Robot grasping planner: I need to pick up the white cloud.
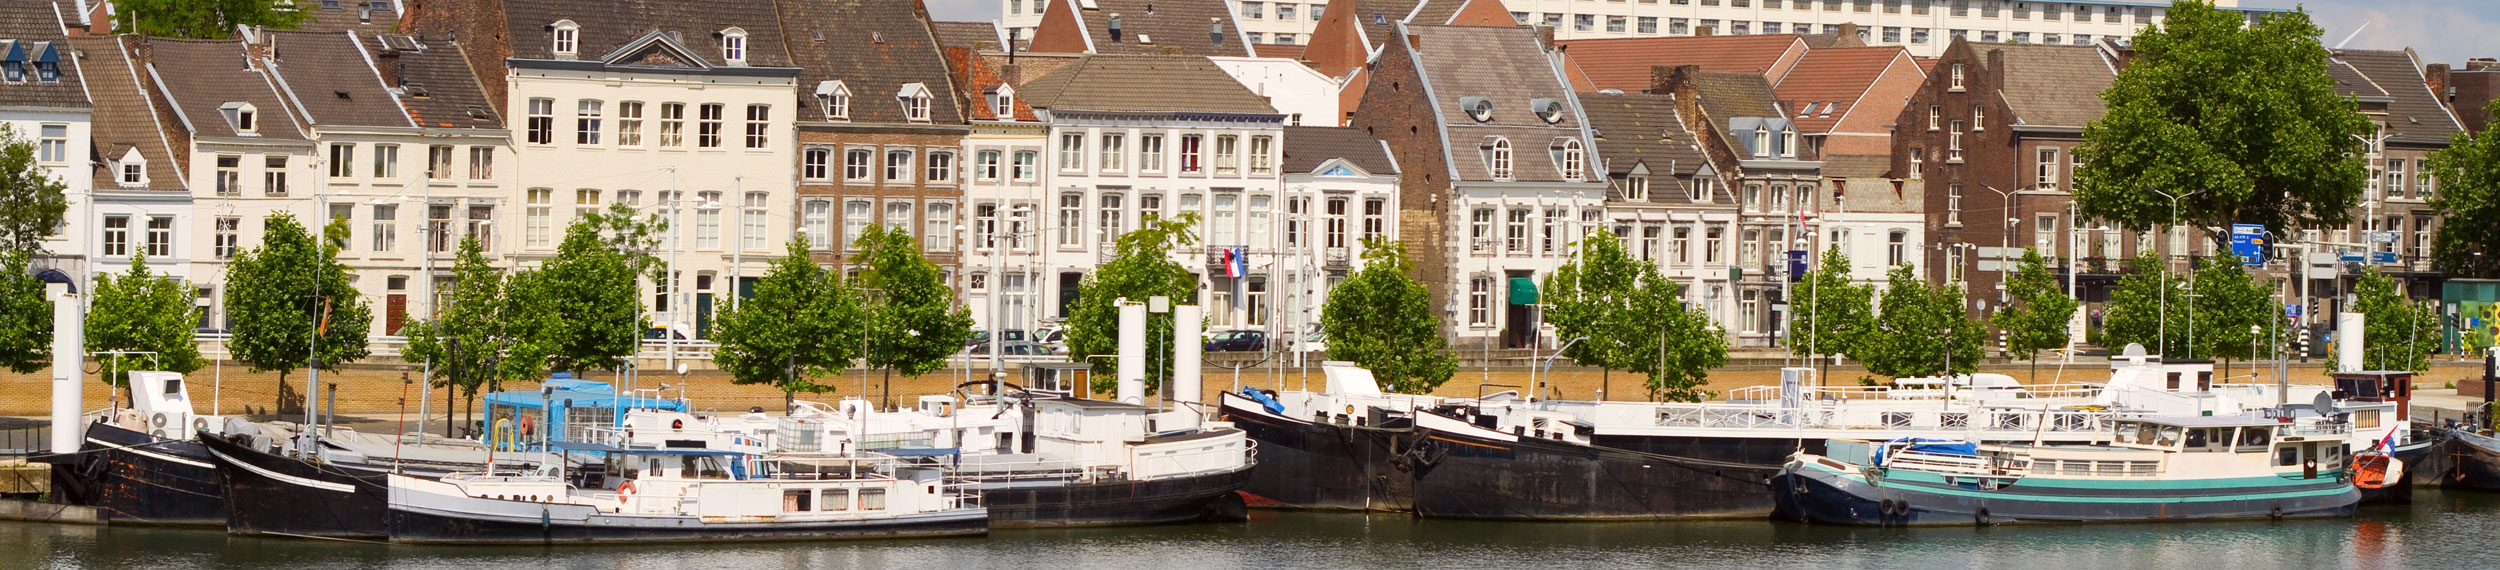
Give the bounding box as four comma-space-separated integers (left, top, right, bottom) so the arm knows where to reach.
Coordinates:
926, 0, 999, 22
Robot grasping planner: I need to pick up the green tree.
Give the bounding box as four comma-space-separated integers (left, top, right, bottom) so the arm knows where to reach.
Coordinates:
0, 124, 68, 255
2187, 254, 2285, 375
401, 236, 550, 435
85, 253, 207, 391
1320, 237, 1458, 394
2075, 2, 2370, 249
533, 221, 645, 374
859, 226, 974, 407
2334, 270, 2442, 373
2103, 255, 2192, 357
1640, 295, 1728, 403
578, 202, 671, 277
0, 252, 49, 374
1990, 248, 2079, 382
1791, 246, 1876, 384
1544, 231, 1709, 400
1068, 214, 1202, 396
111, 0, 305, 39
710, 236, 864, 412
225, 213, 373, 415
1862, 265, 1984, 378
2426, 100, 2500, 279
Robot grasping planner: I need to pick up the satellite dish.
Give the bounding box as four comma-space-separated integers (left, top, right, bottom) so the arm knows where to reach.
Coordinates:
2312, 391, 2335, 416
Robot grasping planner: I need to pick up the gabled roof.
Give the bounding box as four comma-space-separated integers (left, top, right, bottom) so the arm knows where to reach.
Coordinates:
1579, 92, 1711, 202
1688, 70, 1783, 130
1557, 34, 1808, 92
1029, 0, 1251, 57
1356, 0, 1426, 49
930, 20, 1004, 51
261, 30, 413, 129
774, 0, 963, 125
1301, 0, 1373, 78
2332, 49, 2462, 145
369, 34, 504, 129
145, 38, 307, 141
0, 1, 85, 110
1403, 24, 1592, 183
70, 35, 183, 191
1773, 46, 1915, 134
1976, 41, 2114, 129
1018, 54, 1274, 115
1252, 43, 1306, 61
944, 46, 1037, 122
503, 0, 792, 67
1282, 126, 1396, 174
290, 0, 399, 34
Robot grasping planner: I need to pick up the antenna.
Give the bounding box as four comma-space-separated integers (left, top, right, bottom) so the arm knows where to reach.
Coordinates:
2334, 21, 2369, 50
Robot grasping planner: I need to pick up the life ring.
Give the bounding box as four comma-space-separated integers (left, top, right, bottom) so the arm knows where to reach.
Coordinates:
519, 415, 536, 437
672, 419, 685, 430
617, 481, 638, 504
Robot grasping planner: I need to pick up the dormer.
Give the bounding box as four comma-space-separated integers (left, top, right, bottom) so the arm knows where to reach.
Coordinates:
1209, 17, 1226, 47
719, 27, 748, 66
0, 40, 23, 82
816, 80, 851, 121
1481, 136, 1513, 180
551, 20, 581, 59
1459, 96, 1494, 123
220, 102, 260, 135
114, 147, 146, 188
1530, 98, 1566, 125
988, 84, 1017, 120
897, 82, 933, 123
1550, 137, 1584, 182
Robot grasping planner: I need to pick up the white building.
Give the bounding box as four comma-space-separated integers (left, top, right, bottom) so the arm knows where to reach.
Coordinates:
1209, 56, 1343, 127
3, 2, 95, 283
1275, 125, 1401, 335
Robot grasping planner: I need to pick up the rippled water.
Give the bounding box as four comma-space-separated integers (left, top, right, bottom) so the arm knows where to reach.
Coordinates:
9, 491, 2498, 570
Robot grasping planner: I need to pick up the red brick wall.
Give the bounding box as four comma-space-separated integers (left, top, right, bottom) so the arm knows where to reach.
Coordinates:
1347, 29, 1457, 322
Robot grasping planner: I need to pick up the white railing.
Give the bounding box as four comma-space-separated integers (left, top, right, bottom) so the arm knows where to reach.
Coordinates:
1723, 382, 2101, 403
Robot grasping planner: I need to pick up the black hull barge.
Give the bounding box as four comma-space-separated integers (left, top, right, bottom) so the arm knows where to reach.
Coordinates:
41, 420, 225, 526
979, 459, 1254, 527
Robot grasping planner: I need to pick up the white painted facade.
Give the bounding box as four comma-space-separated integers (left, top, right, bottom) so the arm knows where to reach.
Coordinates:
1208, 56, 1341, 127
179, 135, 321, 331
957, 120, 1050, 335
302, 124, 515, 338
1450, 186, 1610, 350
1275, 151, 1400, 337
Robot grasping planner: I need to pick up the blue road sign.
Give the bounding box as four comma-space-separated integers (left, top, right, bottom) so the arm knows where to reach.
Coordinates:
2340, 251, 2367, 263
2229, 224, 2267, 266
2371, 251, 2399, 264
2285, 303, 2301, 317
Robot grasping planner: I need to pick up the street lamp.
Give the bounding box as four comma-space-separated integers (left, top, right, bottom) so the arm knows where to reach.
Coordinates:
2148, 187, 2207, 357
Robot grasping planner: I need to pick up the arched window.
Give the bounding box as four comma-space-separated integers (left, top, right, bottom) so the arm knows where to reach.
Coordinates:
1560, 139, 1584, 181
552, 20, 580, 58
1488, 137, 1512, 180
720, 28, 748, 65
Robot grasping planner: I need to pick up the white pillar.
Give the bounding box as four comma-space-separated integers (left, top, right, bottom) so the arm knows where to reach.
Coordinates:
1172, 304, 1204, 427
2336, 312, 2365, 373
1117, 301, 1146, 405
49, 283, 83, 454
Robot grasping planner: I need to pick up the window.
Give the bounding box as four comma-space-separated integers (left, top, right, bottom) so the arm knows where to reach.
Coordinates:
1950, 63, 1965, 90
1560, 140, 1584, 181
1470, 208, 1494, 254
843, 200, 870, 249
1671, 18, 1689, 34
819, 82, 850, 120
901, 90, 931, 122
1972, 106, 1985, 131
606, 102, 643, 147
925, 202, 955, 250
1888, 230, 1907, 266
2037, 147, 2061, 189
1059, 133, 1085, 171
232, 104, 257, 133
2417, 158, 2436, 199
2386, 158, 2406, 198
1608, 16, 1627, 33
372, 204, 398, 252
214, 217, 240, 259
1909, 148, 1925, 179
1706, 226, 1724, 263
885, 150, 915, 183
1141, 193, 1165, 223
744, 105, 770, 149
1099, 194, 1126, 243
460, 147, 490, 181
1059, 193, 1084, 246
37, 124, 65, 162
1469, 277, 1493, 326
721, 28, 747, 64
803, 148, 831, 180
1212, 194, 1239, 245
1947, 183, 1964, 225
1250, 135, 1273, 174
1489, 138, 1513, 179
1012, 150, 1038, 180
1640, 225, 1660, 260
216, 155, 241, 195
1277, 4, 1296, 20
1674, 226, 1692, 263
1285, 197, 1306, 247
1505, 209, 1529, 253
884, 200, 913, 235
575, 99, 603, 144
1638, 16, 1658, 34
845, 148, 873, 182
328, 144, 355, 178
373, 144, 399, 179
431, 204, 458, 252
526, 188, 552, 248
552, 21, 579, 56
1948, 120, 1964, 161
1100, 133, 1125, 172
1624, 174, 1649, 200
118, 158, 143, 186
2035, 214, 2057, 254
1325, 198, 1349, 249
926, 151, 954, 183
145, 216, 172, 257
1542, 207, 1564, 253
527, 98, 554, 144
101, 216, 127, 257
974, 203, 999, 249
1364, 199, 1387, 241
743, 192, 769, 250
425, 145, 454, 180
1215, 135, 1239, 174
1250, 195, 1272, 248
1770, 183, 1790, 212
1180, 135, 1204, 173
1692, 177, 1713, 202
697, 104, 725, 148
1742, 290, 1761, 333
991, 88, 1015, 118
1139, 134, 1164, 171
802, 201, 832, 248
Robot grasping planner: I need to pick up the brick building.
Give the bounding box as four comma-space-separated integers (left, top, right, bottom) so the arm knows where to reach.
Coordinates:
774, 0, 968, 277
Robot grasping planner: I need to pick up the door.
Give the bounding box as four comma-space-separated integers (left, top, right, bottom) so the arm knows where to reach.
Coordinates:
386, 294, 407, 334
1058, 272, 1083, 320
695, 293, 715, 339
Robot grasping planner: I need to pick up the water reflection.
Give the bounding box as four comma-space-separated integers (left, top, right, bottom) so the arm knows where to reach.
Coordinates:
7, 492, 2495, 570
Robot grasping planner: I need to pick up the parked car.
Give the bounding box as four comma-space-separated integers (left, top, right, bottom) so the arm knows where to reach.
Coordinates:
1292, 328, 1327, 354
966, 341, 1055, 356
1035, 328, 1067, 352
643, 324, 692, 340
1204, 330, 1267, 352
965, 328, 990, 347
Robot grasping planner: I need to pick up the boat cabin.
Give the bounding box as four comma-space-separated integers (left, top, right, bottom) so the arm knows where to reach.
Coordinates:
2101, 416, 2349, 480
482, 378, 687, 449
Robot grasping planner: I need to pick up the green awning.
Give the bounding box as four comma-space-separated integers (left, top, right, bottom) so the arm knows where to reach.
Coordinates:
1508, 278, 1538, 305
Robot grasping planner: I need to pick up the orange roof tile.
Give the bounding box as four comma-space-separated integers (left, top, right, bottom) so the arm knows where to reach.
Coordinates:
1556, 34, 1806, 92
1772, 46, 1910, 133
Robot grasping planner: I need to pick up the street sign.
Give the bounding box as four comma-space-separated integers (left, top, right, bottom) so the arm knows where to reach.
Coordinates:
2371, 251, 2399, 264
2285, 303, 2301, 317
2229, 224, 2267, 266
2371, 231, 2399, 244
2308, 267, 2339, 280
2339, 251, 2366, 263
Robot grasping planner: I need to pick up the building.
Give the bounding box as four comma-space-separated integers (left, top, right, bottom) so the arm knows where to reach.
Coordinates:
2328, 49, 2460, 301
1350, 21, 1610, 349
2427, 58, 2500, 134
3, 1, 94, 282
1024, 0, 1254, 57
1277, 125, 1402, 334
1655, 66, 1822, 347
1578, 91, 1740, 332
775, 0, 970, 282
1209, 56, 1344, 127
1773, 46, 1926, 286
1559, 33, 1816, 93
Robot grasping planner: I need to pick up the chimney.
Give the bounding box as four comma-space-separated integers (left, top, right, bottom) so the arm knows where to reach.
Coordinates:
2427, 63, 2452, 104
2470, 57, 2500, 72
1986, 48, 2006, 82
1000, 63, 1022, 85
1536, 24, 1554, 49
1408, 32, 1421, 50
1696, 25, 1714, 37
1836, 23, 1859, 42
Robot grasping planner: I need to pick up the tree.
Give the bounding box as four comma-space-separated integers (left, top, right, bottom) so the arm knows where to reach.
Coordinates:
711, 236, 864, 412
2426, 99, 2500, 279
578, 202, 671, 277
1640, 295, 1727, 403
1545, 231, 1708, 400
858, 226, 974, 407
2075, 2, 2370, 249
532, 221, 645, 374
1068, 214, 1202, 397
1990, 248, 2079, 382
1320, 237, 1458, 394
1861, 265, 1984, 379
2335, 270, 2442, 373
2187, 254, 2284, 376
1791, 246, 1877, 384
225, 213, 373, 415
110, 0, 305, 40
0, 124, 68, 255
401, 236, 550, 435
2103, 255, 2192, 357
85, 253, 206, 391
0, 252, 48, 374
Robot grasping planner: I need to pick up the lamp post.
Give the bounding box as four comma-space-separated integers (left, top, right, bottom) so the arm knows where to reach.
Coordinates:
2148, 187, 2207, 357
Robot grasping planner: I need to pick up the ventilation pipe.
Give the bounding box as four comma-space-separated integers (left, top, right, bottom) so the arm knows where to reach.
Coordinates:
1118, 301, 1147, 405
1171, 304, 1204, 427
2336, 312, 2365, 373
49, 283, 82, 454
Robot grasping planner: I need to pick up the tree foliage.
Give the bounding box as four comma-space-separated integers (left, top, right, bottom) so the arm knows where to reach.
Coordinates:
1861, 265, 1984, 378
1641, 298, 1727, 403
1068, 214, 1201, 396
1990, 248, 2079, 381
2426, 99, 2500, 279
532, 220, 645, 374
0, 124, 68, 255
225, 213, 372, 413
859, 226, 974, 382
86, 253, 206, 388
1320, 237, 1458, 394
2076, 1, 2369, 248
2185, 254, 2284, 367
2103, 255, 2191, 357
1791, 246, 1877, 367
2334, 270, 2442, 373
578, 202, 671, 277
401, 236, 551, 426
710, 236, 863, 410
1545, 231, 1721, 401
0, 252, 50, 374
110, 0, 305, 40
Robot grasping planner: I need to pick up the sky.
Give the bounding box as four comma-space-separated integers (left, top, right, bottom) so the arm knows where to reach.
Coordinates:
924, 0, 2500, 65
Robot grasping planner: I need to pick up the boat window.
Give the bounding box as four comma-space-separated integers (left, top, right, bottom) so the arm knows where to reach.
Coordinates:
2277, 445, 2300, 467
2111, 422, 2138, 444
2183, 428, 2208, 449
860, 487, 888, 510
2154, 425, 2182, 447
2325, 444, 2344, 465
2241, 427, 2270, 447
822, 488, 850, 511
783, 489, 813, 512
2135, 423, 2159, 446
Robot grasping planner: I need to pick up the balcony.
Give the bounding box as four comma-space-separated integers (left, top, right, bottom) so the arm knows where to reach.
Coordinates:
1323, 247, 1350, 269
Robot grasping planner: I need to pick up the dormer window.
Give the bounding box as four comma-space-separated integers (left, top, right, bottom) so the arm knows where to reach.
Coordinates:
1486, 137, 1513, 180
720, 28, 748, 65
1753, 129, 1770, 158
552, 20, 580, 58
116, 147, 146, 187
35, 60, 57, 81
1557, 139, 1585, 182
816, 80, 851, 121
1530, 98, 1565, 125
990, 85, 1016, 120
0, 61, 19, 82
1782, 130, 1798, 158
898, 82, 932, 123
221, 102, 260, 135
1949, 63, 1965, 91
1460, 96, 1494, 123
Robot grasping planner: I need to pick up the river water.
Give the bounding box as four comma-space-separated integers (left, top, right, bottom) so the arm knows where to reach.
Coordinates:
8, 491, 2497, 570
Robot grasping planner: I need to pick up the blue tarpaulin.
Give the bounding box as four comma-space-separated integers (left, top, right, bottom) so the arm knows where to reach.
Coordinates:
1874, 437, 1979, 464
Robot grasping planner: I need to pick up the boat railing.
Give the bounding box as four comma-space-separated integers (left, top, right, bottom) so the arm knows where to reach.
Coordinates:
1130, 438, 1255, 480
1723, 383, 2101, 403
2284, 423, 2353, 437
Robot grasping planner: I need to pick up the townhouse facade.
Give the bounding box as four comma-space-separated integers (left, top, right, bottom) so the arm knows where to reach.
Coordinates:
776, 0, 970, 283
2325, 49, 2458, 302
3, 1, 95, 282
1578, 91, 1741, 333
1656, 66, 1823, 347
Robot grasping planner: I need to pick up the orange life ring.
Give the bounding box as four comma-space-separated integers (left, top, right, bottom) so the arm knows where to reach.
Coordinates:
617, 480, 638, 504
519, 415, 536, 436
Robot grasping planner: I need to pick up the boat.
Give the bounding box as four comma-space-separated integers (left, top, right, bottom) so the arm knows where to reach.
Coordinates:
382, 443, 987, 544
36, 371, 229, 526
2444, 428, 2500, 491
1773, 415, 2366, 526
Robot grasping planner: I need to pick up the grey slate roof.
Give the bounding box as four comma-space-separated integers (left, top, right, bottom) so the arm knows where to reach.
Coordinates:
1982, 42, 2113, 128
1358, 0, 1427, 49
291, 1, 399, 34
0, 1, 85, 110
1405, 24, 1593, 184
72, 35, 183, 191
1579, 92, 1723, 204
1688, 70, 1783, 129
264, 30, 412, 128
1018, 54, 1274, 114
145, 38, 307, 141
2332, 49, 2461, 146
504, 0, 792, 67
371, 34, 504, 129
1070, 0, 1250, 57
1282, 126, 1396, 174
930, 20, 1002, 50
775, 0, 963, 125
